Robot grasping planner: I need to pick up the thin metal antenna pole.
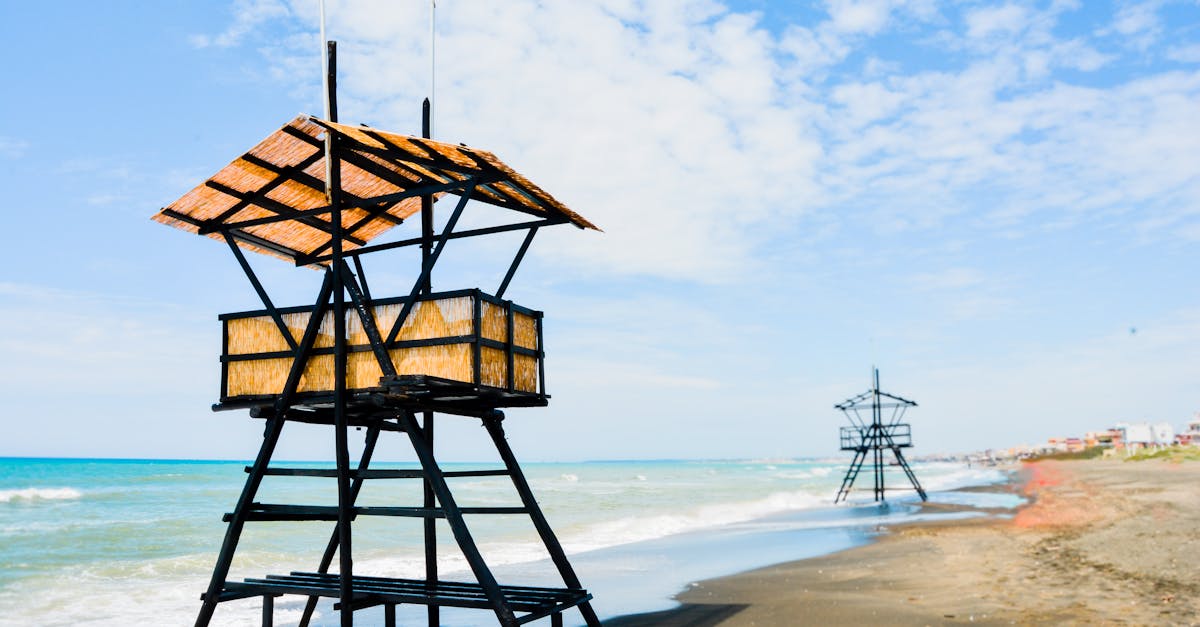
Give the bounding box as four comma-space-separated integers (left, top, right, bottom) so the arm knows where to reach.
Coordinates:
429, 0, 436, 137
319, 0, 328, 104
320, 0, 333, 194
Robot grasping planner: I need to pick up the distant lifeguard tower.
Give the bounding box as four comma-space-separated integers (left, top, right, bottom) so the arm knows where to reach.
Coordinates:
833, 369, 927, 504
155, 42, 599, 627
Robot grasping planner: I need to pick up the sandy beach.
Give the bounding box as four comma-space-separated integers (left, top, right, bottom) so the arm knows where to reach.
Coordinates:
607, 458, 1200, 626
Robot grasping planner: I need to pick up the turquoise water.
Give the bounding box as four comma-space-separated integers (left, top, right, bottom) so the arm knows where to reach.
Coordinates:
0, 456, 1009, 626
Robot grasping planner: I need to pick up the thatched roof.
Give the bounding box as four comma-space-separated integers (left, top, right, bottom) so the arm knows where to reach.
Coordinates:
153, 115, 597, 265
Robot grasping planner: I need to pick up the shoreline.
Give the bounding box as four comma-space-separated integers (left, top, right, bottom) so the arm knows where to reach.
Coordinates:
604, 458, 1200, 625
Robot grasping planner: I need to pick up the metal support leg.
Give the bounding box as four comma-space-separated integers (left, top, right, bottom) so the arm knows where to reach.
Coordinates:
384, 604, 396, 627
873, 426, 884, 501
262, 595, 274, 627
423, 411, 439, 627
298, 426, 385, 627
398, 411, 518, 626
484, 413, 601, 627
196, 418, 286, 627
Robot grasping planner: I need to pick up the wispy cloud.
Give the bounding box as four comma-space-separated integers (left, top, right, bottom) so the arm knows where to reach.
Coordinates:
1167, 42, 1200, 63
908, 267, 984, 291
0, 283, 212, 394
1108, 0, 1164, 51
190, 0, 291, 49
0, 137, 28, 159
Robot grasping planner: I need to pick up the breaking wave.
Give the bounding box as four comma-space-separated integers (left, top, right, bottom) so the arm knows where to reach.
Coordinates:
0, 487, 83, 503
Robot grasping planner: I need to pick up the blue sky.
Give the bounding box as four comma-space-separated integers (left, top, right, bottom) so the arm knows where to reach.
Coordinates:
1, 0, 1198, 461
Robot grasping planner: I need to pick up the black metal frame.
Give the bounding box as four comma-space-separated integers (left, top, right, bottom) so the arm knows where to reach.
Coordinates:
833, 369, 927, 504
192, 41, 599, 627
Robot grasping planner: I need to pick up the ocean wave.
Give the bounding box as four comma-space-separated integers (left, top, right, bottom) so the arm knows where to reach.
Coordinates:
560, 489, 828, 554
918, 466, 1008, 492
0, 487, 83, 503
353, 488, 834, 580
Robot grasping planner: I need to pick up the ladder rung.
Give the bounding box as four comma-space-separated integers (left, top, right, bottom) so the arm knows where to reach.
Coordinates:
252, 468, 421, 478
249, 467, 510, 479
444, 469, 511, 478
224, 504, 529, 522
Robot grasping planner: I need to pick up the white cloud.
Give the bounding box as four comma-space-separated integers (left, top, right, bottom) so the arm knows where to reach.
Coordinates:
827, 0, 894, 35
965, 3, 1029, 39
190, 0, 291, 48
1109, 1, 1163, 50
318, 1, 826, 283
0, 283, 211, 393
1167, 42, 1200, 63
1048, 39, 1113, 72
0, 137, 28, 159
908, 267, 984, 291
830, 81, 905, 129
188, 0, 1200, 284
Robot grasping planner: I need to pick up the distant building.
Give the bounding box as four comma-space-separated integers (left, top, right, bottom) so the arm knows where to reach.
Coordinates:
1085, 429, 1120, 449
1151, 422, 1175, 445
1176, 414, 1200, 446
1113, 421, 1175, 452
1006, 444, 1035, 458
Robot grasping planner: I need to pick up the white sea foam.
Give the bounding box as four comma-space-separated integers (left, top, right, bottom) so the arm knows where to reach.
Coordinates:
0, 487, 83, 503
918, 465, 1007, 492
354, 487, 833, 582
560, 489, 829, 554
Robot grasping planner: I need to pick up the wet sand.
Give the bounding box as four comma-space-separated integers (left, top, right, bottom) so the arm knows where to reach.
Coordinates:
606, 458, 1200, 625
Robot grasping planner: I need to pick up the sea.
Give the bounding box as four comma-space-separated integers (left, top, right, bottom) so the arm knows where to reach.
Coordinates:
0, 457, 1017, 626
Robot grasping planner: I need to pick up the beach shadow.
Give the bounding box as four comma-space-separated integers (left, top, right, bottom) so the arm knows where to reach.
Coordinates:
603, 603, 749, 626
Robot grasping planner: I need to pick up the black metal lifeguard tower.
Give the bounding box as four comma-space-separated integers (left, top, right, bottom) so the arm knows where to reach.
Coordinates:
833, 369, 927, 504
154, 42, 600, 627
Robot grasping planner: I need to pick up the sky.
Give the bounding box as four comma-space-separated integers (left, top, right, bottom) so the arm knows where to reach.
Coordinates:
1, 0, 1198, 462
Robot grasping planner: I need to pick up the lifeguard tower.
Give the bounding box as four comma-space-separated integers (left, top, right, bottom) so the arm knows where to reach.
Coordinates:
833, 369, 927, 504
155, 42, 600, 627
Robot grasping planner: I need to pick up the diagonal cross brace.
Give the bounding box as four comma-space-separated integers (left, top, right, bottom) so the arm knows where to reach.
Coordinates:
495, 227, 538, 300
337, 261, 396, 378
224, 233, 298, 352
277, 270, 335, 411
397, 411, 518, 626
384, 177, 478, 346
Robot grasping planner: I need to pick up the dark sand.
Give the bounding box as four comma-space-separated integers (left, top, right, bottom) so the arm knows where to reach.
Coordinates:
606, 459, 1200, 626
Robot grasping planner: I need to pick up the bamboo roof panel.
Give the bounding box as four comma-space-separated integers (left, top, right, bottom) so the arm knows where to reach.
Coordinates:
155, 115, 596, 265
318, 120, 598, 231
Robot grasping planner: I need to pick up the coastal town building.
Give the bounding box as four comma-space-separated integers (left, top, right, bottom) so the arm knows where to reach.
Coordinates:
1176, 414, 1200, 446
1084, 430, 1121, 449
1114, 422, 1175, 452
1029, 416, 1195, 457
